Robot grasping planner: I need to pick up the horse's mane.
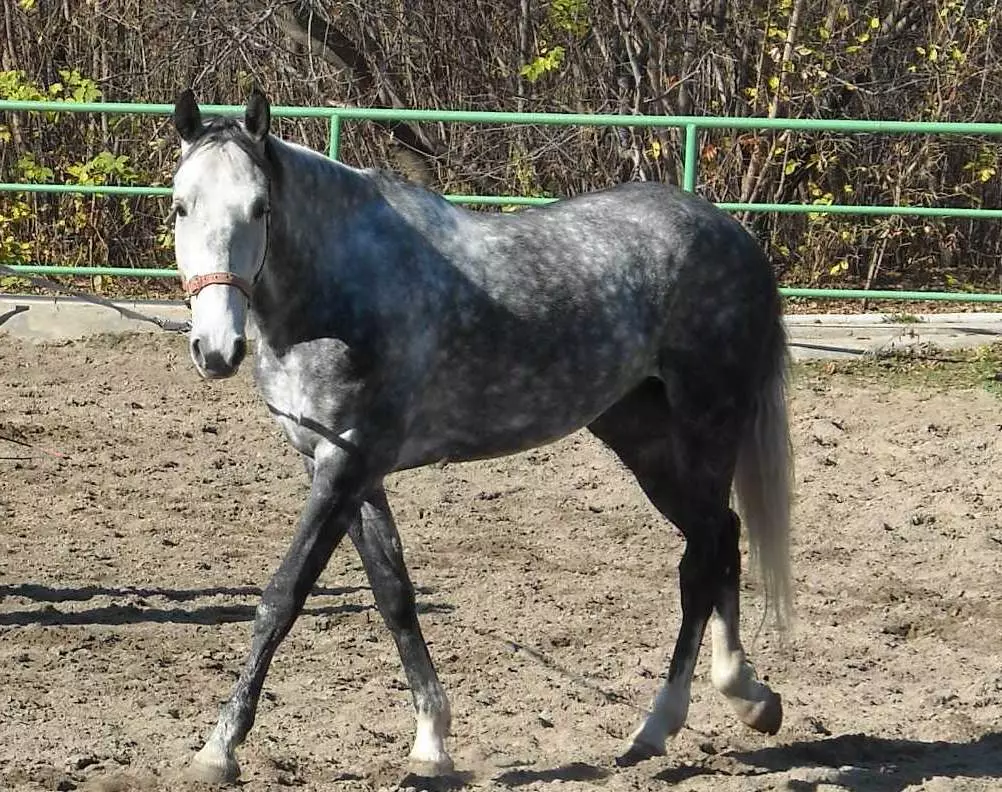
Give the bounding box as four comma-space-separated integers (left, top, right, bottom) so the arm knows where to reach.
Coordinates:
177, 117, 282, 186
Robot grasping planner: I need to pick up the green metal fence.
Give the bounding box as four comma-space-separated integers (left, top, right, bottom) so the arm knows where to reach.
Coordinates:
3, 98, 1002, 303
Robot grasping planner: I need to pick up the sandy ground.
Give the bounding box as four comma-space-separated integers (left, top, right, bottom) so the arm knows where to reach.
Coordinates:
2, 332, 1002, 792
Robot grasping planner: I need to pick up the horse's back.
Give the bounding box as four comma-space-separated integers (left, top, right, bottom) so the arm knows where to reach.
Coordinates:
471, 181, 774, 300
382, 179, 783, 468
467, 181, 781, 372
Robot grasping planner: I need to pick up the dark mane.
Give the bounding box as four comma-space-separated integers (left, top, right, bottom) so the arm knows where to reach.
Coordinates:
177, 117, 281, 185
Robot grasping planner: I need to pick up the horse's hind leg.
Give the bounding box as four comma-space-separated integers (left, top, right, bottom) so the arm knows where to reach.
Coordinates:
708, 567, 782, 734
349, 488, 453, 776
587, 380, 780, 765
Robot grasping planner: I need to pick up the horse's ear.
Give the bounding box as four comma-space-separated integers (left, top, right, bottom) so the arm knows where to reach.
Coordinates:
245, 87, 271, 142
173, 88, 202, 143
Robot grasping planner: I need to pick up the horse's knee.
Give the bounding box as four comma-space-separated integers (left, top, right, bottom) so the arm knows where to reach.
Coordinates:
254, 584, 301, 634
682, 511, 740, 572
718, 510, 741, 581
302, 455, 315, 482
373, 578, 418, 631
677, 511, 741, 610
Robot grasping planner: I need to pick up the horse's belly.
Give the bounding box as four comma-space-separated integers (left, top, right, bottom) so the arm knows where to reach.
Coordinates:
393, 424, 565, 470
393, 374, 645, 470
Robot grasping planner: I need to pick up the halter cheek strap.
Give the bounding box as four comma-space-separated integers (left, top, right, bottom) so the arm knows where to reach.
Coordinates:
182, 271, 254, 300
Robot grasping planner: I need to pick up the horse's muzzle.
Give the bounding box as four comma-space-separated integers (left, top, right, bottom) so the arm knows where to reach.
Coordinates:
190, 335, 247, 379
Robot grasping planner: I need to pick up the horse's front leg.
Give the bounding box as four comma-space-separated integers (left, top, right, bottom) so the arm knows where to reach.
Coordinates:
186, 441, 369, 784
349, 488, 453, 775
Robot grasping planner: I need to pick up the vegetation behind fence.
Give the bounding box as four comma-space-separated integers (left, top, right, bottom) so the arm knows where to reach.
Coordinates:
2, 1, 1002, 299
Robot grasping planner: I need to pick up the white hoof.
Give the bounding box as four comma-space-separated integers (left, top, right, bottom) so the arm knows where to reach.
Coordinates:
407, 750, 455, 777
186, 743, 241, 785
615, 736, 666, 767
407, 706, 453, 776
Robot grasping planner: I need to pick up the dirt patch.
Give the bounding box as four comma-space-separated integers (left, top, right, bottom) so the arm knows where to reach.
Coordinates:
2, 333, 1002, 791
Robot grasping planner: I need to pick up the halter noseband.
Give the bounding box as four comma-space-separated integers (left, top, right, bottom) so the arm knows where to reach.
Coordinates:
182, 271, 254, 300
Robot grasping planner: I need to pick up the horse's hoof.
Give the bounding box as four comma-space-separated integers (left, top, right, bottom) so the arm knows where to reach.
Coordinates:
407, 753, 455, 778
732, 689, 783, 735
186, 744, 241, 785
614, 739, 665, 768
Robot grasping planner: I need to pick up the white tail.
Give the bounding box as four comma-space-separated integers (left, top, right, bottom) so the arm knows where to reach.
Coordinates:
733, 336, 793, 631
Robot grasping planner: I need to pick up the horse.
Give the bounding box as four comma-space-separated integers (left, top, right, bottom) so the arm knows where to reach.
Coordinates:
169, 87, 793, 784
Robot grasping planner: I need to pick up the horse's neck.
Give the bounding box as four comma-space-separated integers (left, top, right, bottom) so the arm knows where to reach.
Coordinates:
268, 138, 372, 278
251, 140, 373, 348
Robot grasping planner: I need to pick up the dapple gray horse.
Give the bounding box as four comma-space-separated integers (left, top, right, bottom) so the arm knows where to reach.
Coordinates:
170, 88, 793, 784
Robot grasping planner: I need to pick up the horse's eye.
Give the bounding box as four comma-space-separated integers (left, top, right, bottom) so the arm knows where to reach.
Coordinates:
251, 201, 269, 220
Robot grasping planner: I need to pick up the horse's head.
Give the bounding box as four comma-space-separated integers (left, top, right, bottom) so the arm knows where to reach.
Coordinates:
171, 88, 274, 379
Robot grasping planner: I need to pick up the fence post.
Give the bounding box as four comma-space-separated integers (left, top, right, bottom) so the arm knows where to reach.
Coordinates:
682, 123, 698, 192
328, 113, 342, 160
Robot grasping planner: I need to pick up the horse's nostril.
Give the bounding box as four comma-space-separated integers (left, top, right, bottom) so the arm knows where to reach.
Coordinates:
232, 337, 247, 365
190, 337, 203, 365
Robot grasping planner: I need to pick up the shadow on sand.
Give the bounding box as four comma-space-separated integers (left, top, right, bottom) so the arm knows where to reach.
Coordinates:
494, 761, 612, 787
449, 733, 1002, 790
0, 582, 452, 626
652, 732, 1002, 791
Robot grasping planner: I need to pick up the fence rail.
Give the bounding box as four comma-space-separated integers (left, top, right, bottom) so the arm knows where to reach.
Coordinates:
3, 98, 1002, 304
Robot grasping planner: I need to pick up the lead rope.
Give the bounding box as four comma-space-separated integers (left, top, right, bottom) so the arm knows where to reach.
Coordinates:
0, 264, 191, 334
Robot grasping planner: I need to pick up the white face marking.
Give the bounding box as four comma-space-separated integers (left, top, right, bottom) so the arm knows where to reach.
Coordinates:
172, 139, 270, 378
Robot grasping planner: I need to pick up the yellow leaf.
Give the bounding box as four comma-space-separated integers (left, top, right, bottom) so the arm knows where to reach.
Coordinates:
870, 17, 880, 29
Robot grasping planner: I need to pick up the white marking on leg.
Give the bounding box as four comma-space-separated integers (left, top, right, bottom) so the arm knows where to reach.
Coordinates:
709, 607, 783, 734
407, 693, 454, 775
628, 653, 696, 755
187, 724, 241, 784
709, 607, 749, 695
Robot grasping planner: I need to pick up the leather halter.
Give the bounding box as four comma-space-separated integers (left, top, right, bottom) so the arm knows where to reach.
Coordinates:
179, 208, 270, 303
182, 271, 254, 300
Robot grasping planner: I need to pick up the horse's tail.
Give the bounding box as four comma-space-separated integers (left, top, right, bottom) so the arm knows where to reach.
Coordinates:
733, 317, 793, 631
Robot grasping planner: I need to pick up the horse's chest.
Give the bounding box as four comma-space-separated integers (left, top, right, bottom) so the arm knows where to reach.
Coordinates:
255, 352, 342, 458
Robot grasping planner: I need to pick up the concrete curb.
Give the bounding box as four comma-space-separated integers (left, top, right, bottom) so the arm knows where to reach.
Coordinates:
3, 294, 1002, 360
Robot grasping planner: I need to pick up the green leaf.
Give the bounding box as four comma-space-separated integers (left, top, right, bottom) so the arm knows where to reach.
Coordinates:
520, 46, 566, 83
